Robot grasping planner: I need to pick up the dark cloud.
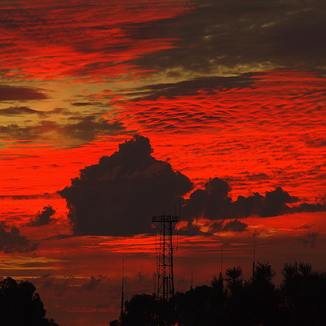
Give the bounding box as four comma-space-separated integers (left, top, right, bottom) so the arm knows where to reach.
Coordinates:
297, 232, 318, 248
63, 116, 124, 141
0, 115, 125, 146
182, 179, 323, 221
295, 203, 326, 213
179, 219, 248, 236
0, 85, 48, 101
182, 178, 232, 220
59, 135, 193, 236
0, 222, 38, 253
133, 0, 326, 75
71, 102, 97, 107
177, 221, 207, 236
305, 138, 326, 148
43, 234, 73, 240
27, 205, 55, 227
260, 187, 299, 217
132, 75, 257, 100
81, 276, 105, 291
0, 106, 69, 117
0, 106, 45, 116
59, 136, 325, 236
293, 224, 314, 230
0, 193, 56, 200
222, 220, 248, 232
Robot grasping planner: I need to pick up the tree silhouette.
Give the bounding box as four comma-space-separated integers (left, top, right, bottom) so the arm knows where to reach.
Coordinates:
225, 266, 243, 295
280, 262, 326, 325
0, 277, 58, 326
120, 294, 168, 326
246, 262, 279, 326
112, 262, 326, 326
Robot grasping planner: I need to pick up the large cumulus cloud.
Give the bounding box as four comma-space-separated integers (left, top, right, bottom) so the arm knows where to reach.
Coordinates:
60, 136, 326, 236
59, 135, 193, 236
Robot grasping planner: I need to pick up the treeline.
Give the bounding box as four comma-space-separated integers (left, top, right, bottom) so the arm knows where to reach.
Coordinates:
110, 262, 326, 326
0, 277, 58, 326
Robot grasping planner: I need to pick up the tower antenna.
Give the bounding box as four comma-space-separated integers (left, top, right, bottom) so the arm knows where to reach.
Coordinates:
220, 243, 224, 278
252, 231, 256, 280
120, 258, 125, 320
152, 214, 178, 301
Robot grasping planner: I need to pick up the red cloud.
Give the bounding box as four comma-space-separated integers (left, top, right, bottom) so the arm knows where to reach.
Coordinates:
0, 0, 192, 81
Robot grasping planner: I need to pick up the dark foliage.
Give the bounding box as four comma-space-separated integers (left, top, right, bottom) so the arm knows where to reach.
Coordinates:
111, 262, 326, 326
0, 277, 59, 326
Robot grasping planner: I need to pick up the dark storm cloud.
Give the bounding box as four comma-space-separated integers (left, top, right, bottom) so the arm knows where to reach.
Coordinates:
59, 135, 193, 236
27, 205, 55, 227
0, 222, 38, 253
0, 85, 48, 101
133, 0, 326, 74
182, 178, 325, 221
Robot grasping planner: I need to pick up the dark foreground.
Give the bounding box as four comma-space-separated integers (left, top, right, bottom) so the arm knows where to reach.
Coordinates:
110, 262, 326, 326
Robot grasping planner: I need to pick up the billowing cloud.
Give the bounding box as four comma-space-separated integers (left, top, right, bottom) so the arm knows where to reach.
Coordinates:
182, 178, 232, 220
27, 205, 56, 227
59, 136, 326, 236
0, 85, 48, 101
182, 178, 324, 221
0, 222, 38, 253
59, 135, 193, 236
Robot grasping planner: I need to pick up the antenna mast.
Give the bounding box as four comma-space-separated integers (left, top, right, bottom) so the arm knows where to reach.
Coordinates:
120, 258, 125, 320
152, 214, 178, 301
252, 231, 256, 280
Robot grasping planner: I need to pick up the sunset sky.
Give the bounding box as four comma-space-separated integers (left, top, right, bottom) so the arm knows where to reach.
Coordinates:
0, 0, 325, 325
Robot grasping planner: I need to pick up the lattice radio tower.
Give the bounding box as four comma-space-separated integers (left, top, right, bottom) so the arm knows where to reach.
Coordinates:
152, 214, 178, 301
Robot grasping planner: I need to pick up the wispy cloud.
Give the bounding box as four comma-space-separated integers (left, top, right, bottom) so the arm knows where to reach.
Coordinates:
0, 0, 192, 81
0, 85, 48, 100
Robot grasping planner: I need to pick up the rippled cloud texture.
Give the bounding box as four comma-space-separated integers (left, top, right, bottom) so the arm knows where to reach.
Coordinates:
0, 0, 325, 326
